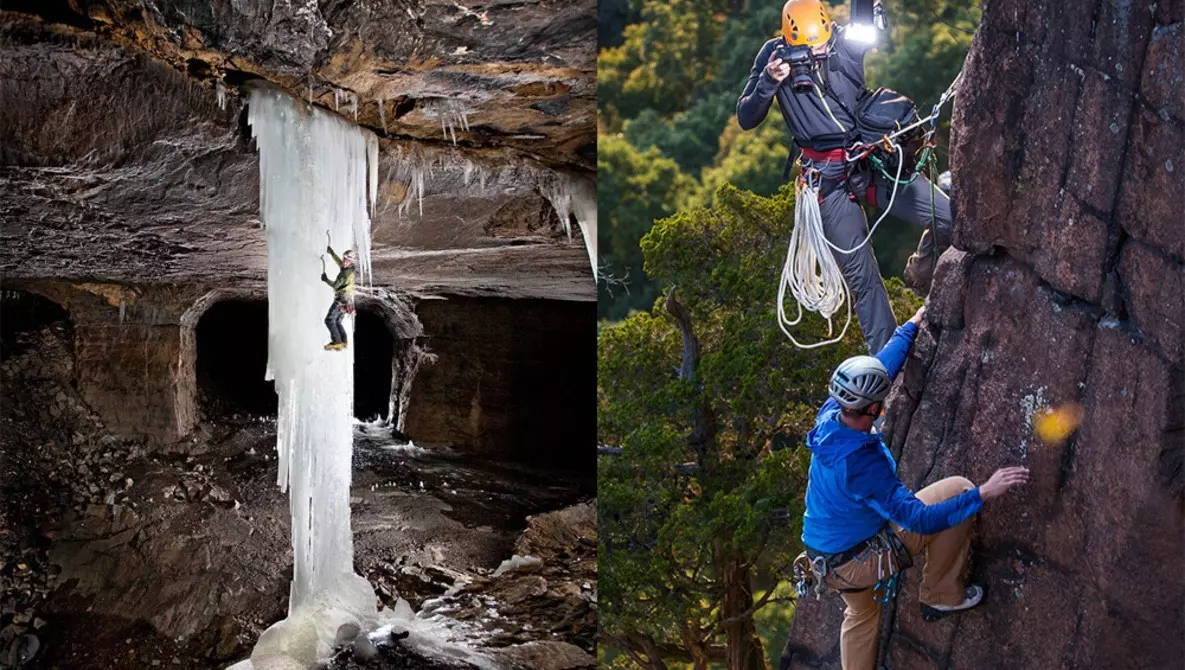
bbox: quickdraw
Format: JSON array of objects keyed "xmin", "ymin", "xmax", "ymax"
[{"xmin": 792, "ymin": 552, "xmax": 830, "ymax": 600}]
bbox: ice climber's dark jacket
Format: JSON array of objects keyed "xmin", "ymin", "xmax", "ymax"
[{"xmin": 801, "ymin": 322, "xmax": 984, "ymax": 554}]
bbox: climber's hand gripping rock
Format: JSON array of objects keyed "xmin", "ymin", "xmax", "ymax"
[{"xmin": 977, "ymin": 467, "xmax": 1031, "ymax": 502}]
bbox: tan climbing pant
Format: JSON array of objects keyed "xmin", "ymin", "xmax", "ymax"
[{"xmin": 825, "ymin": 476, "xmax": 977, "ymax": 670}]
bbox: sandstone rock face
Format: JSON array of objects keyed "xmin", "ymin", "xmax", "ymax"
[
  {"xmin": 403, "ymin": 297, "xmax": 596, "ymax": 468},
  {"xmin": 782, "ymin": 0, "xmax": 1184, "ymax": 667}
]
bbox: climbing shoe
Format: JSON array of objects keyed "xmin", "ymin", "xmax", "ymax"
[
  {"xmin": 335, "ymin": 341, "xmax": 349, "ymax": 351},
  {"xmin": 324, "ymin": 342, "xmax": 338, "ymax": 350},
  {"xmin": 903, "ymin": 253, "xmax": 933, "ymax": 296},
  {"xmin": 920, "ymin": 585, "xmax": 985, "ymax": 621}
]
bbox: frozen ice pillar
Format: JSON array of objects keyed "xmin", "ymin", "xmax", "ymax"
[{"xmin": 239, "ymin": 83, "xmax": 382, "ymax": 668}]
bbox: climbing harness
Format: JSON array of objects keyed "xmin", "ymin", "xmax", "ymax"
[
  {"xmin": 777, "ymin": 66, "xmax": 963, "ymax": 348},
  {"xmin": 776, "ymin": 137, "xmax": 904, "ymax": 349},
  {"xmin": 793, "ymin": 527, "xmax": 913, "ymax": 603}
]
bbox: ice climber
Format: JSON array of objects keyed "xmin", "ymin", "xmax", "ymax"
[
  {"xmin": 737, "ymin": 0, "xmax": 953, "ymax": 354},
  {"xmin": 797, "ymin": 305, "xmax": 1031, "ymax": 670},
  {"xmin": 321, "ymin": 244, "xmax": 356, "ymax": 351}
]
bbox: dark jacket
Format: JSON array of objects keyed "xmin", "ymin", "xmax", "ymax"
[
  {"xmin": 737, "ymin": 25, "xmax": 879, "ymax": 168},
  {"xmin": 801, "ymin": 322, "xmax": 983, "ymax": 553}
]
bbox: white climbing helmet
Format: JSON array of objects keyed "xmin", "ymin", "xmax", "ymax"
[{"xmin": 829, "ymin": 356, "xmax": 891, "ymax": 410}]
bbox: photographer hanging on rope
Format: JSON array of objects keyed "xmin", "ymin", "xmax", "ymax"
[{"xmin": 737, "ymin": 0, "xmax": 955, "ymax": 354}]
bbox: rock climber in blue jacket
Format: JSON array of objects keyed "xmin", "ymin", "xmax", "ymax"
[{"xmin": 802, "ymin": 305, "xmax": 1030, "ymax": 670}]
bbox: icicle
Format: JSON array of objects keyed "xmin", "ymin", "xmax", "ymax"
[
  {"xmin": 416, "ymin": 168, "xmax": 425, "ymax": 216},
  {"xmin": 215, "ymin": 80, "xmax": 227, "ymax": 111},
  {"xmin": 244, "ymin": 83, "xmax": 381, "ymax": 667},
  {"xmin": 334, "ymin": 88, "xmax": 340, "ymax": 111},
  {"xmin": 541, "ymin": 172, "xmax": 598, "ymax": 280},
  {"xmin": 422, "ymin": 98, "xmax": 472, "ymax": 145},
  {"xmin": 368, "ymin": 134, "xmax": 379, "ymax": 217},
  {"xmin": 377, "ymin": 98, "xmax": 387, "ymax": 134}
]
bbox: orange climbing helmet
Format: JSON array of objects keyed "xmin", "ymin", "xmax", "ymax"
[{"xmin": 781, "ymin": 0, "xmax": 833, "ymax": 46}]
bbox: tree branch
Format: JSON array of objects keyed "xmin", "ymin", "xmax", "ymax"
[{"xmin": 665, "ymin": 287, "xmax": 699, "ymax": 384}]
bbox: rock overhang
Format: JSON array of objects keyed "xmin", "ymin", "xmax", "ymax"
[{"xmin": 0, "ymin": 2, "xmax": 596, "ymax": 301}]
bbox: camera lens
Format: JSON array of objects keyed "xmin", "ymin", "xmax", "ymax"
[{"xmin": 792, "ymin": 66, "xmax": 814, "ymax": 92}]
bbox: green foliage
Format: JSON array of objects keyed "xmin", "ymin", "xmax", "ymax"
[
  {"xmin": 598, "ymin": 0, "xmax": 729, "ymax": 125},
  {"xmin": 693, "ymin": 117, "xmax": 789, "ymax": 203},
  {"xmin": 598, "ymin": 134, "xmax": 696, "ymax": 320},
  {"xmin": 598, "ymin": 184, "xmax": 921, "ymax": 666}
]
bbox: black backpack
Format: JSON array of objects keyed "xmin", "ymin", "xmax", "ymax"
[{"xmin": 854, "ymin": 87, "xmax": 926, "ymax": 179}]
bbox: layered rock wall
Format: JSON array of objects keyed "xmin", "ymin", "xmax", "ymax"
[
  {"xmin": 403, "ymin": 297, "xmax": 596, "ymax": 468},
  {"xmin": 782, "ymin": 0, "xmax": 1183, "ymax": 667},
  {"xmin": 15, "ymin": 281, "xmax": 216, "ymax": 442}
]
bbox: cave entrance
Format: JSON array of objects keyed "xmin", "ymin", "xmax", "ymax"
[
  {"xmin": 195, "ymin": 300, "xmax": 276, "ymax": 417},
  {"xmin": 193, "ymin": 299, "xmax": 395, "ymax": 421},
  {"xmin": 1, "ymin": 289, "xmax": 72, "ymax": 361},
  {"xmin": 354, "ymin": 307, "xmax": 394, "ymax": 422}
]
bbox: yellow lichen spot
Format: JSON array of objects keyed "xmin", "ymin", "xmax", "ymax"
[{"xmin": 1033, "ymin": 403, "xmax": 1084, "ymax": 445}]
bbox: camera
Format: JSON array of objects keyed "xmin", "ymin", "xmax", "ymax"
[{"xmin": 775, "ymin": 43, "xmax": 818, "ymax": 93}]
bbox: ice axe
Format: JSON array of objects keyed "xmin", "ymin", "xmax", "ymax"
[{"xmin": 322, "ymin": 229, "xmax": 331, "ymax": 275}]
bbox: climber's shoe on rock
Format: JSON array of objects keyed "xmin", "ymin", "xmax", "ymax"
[
  {"xmin": 325, "ymin": 342, "xmax": 338, "ymax": 350},
  {"xmin": 903, "ymin": 253, "xmax": 934, "ymax": 296},
  {"xmin": 920, "ymin": 584, "xmax": 985, "ymax": 621}
]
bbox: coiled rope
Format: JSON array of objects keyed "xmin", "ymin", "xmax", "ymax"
[
  {"xmin": 777, "ymin": 66, "xmax": 963, "ymax": 349},
  {"xmin": 776, "ymin": 137, "xmax": 904, "ymax": 349}
]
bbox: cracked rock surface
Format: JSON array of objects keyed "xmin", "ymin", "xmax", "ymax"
[{"xmin": 780, "ymin": 0, "xmax": 1184, "ymax": 667}]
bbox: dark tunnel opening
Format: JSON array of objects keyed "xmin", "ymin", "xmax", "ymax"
[
  {"xmin": 195, "ymin": 300, "xmax": 395, "ymax": 421},
  {"xmin": 3, "ymin": 0, "xmax": 95, "ymax": 30},
  {"xmin": 354, "ymin": 307, "xmax": 394, "ymax": 422},
  {"xmin": 1, "ymin": 289, "xmax": 72, "ymax": 361},
  {"xmin": 196, "ymin": 300, "xmax": 276, "ymax": 417}
]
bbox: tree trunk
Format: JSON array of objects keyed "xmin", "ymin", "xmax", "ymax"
[{"xmin": 720, "ymin": 554, "xmax": 768, "ymax": 670}]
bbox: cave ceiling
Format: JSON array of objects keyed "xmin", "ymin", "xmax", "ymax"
[{"xmin": 0, "ymin": 0, "xmax": 596, "ymax": 301}]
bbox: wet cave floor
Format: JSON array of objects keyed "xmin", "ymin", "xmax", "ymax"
[{"xmin": 1, "ymin": 406, "xmax": 595, "ymax": 670}]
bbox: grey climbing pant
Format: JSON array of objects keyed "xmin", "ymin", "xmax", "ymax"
[{"xmin": 820, "ymin": 173, "xmax": 952, "ymax": 355}]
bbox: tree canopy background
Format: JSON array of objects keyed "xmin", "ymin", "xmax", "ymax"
[
  {"xmin": 596, "ymin": 1, "xmax": 980, "ymax": 666},
  {"xmin": 597, "ymin": 0, "xmax": 980, "ymax": 322}
]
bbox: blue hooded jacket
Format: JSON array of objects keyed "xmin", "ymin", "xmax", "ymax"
[{"xmin": 801, "ymin": 322, "xmax": 983, "ymax": 553}]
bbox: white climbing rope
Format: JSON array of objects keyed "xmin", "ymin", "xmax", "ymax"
[{"xmin": 777, "ymin": 138, "xmax": 905, "ymax": 349}]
